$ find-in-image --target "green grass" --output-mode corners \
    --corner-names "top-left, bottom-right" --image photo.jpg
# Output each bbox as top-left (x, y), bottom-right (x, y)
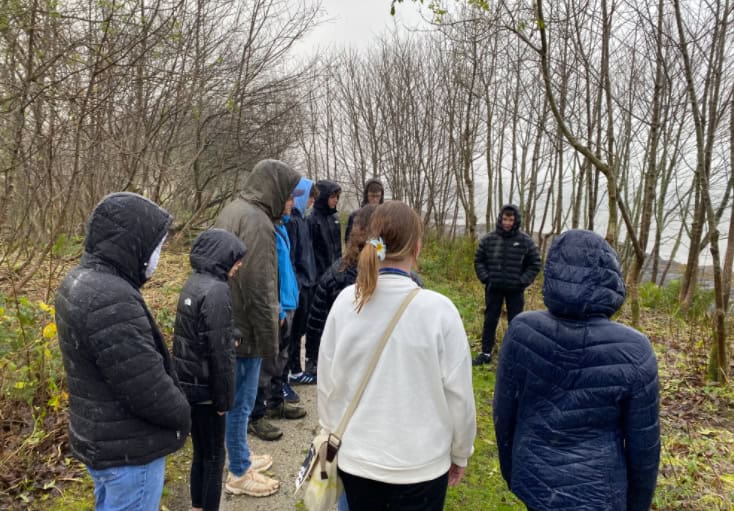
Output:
top-left (31, 234), bottom-right (734, 510)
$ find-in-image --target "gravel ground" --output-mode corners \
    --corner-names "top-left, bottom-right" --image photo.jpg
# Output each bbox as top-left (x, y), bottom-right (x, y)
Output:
top-left (164, 382), bottom-right (321, 511)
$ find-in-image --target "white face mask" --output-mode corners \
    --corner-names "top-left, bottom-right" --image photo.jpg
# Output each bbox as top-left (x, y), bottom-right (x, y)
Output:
top-left (145, 235), bottom-right (166, 279)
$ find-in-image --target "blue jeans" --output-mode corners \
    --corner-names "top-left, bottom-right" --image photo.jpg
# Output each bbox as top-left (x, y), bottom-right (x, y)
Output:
top-left (338, 491), bottom-right (350, 511)
top-left (87, 457), bottom-right (166, 511)
top-left (225, 357), bottom-right (262, 476)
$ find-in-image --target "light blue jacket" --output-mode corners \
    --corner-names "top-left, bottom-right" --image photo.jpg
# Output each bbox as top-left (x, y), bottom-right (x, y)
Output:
top-left (276, 221), bottom-right (299, 319)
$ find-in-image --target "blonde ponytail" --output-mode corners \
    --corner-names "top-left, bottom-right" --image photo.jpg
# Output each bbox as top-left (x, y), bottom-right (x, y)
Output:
top-left (353, 201), bottom-right (423, 313)
top-left (354, 242), bottom-right (379, 312)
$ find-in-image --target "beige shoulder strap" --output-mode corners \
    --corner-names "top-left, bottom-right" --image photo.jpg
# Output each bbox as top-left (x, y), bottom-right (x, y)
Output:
top-left (333, 287), bottom-right (420, 439)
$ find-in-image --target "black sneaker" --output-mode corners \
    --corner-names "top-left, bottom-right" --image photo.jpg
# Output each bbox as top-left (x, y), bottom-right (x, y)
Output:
top-left (472, 352), bottom-right (492, 366)
top-left (265, 402), bottom-right (307, 420)
top-left (248, 417), bottom-right (283, 441)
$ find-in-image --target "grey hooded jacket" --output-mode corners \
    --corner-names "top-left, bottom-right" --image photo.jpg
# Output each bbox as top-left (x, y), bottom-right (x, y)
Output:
top-left (214, 159), bottom-right (300, 358)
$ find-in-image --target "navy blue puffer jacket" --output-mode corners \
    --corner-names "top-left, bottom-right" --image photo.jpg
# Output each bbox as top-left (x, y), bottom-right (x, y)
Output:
top-left (493, 230), bottom-right (660, 511)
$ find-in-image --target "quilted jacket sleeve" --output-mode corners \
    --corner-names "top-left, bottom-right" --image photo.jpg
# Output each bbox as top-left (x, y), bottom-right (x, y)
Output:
top-left (493, 324), bottom-right (519, 486)
top-left (200, 282), bottom-right (236, 412)
top-left (474, 236), bottom-right (491, 285)
top-left (622, 345), bottom-right (660, 511)
top-left (305, 269), bottom-right (338, 350)
top-left (519, 236), bottom-right (541, 288)
top-left (89, 296), bottom-right (190, 432)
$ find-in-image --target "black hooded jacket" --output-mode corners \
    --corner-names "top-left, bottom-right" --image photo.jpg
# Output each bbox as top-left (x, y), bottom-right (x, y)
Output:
top-left (172, 229), bottom-right (246, 411)
top-left (345, 177), bottom-right (384, 243)
top-left (305, 259), bottom-right (358, 351)
top-left (55, 192), bottom-right (191, 470)
top-left (309, 180), bottom-right (343, 278)
top-left (474, 204), bottom-right (541, 290)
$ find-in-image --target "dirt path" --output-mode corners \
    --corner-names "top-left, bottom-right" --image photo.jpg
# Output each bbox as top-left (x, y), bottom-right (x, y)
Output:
top-left (164, 383), bottom-right (320, 511)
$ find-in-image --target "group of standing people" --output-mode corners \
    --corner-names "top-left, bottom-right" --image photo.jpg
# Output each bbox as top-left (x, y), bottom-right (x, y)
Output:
top-left (55, 161), bottom-right (660, 511)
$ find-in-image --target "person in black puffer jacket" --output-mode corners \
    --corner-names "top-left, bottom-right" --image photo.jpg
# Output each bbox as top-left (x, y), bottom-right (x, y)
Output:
top-left (172, 228), bottom-right (246, 511)
top-left (473, 204), bottom-right (541, 365)
top-left (344, 177), bottom-right (384, 243)
top-left (493, 229), bottom-right (660, 511)
top-left (305, 205), bottom-right (376, 378)
top-left (55, 192), bottom-right (191, 510)
top-left (309, 179), bottom-right (343, 284)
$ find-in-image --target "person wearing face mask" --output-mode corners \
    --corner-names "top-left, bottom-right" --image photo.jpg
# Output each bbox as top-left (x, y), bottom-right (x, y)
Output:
top-left (55, 192), bottom-right (191, 511)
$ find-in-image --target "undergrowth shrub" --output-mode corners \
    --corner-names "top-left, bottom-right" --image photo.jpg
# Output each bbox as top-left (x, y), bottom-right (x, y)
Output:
top-left (0, 292), bottom-right (70, 507)
top-left (639, 279), bottom-right (715, 323)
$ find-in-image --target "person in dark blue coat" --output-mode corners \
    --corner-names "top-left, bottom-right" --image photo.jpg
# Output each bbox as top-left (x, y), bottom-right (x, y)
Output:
top-left (493, 229), bottom-right (660, 511)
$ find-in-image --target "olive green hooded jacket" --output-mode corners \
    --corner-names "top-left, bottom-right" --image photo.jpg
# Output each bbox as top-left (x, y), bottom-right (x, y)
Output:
top-left (214, 159), bottom-right (300, 357)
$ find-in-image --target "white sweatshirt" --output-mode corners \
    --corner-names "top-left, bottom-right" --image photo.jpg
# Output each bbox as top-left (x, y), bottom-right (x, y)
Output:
top-left (317, 274), bottom-right (476, 485)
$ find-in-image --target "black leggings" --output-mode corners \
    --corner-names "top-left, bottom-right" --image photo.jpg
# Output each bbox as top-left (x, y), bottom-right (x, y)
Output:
top-left (190, 404), bottom-right (226, 511)
top-left (339, 468), bottom-right (449, 511)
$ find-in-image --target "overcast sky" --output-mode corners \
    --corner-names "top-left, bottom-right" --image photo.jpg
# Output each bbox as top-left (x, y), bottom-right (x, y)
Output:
top-left (294, 0), bottom-right (428, 56)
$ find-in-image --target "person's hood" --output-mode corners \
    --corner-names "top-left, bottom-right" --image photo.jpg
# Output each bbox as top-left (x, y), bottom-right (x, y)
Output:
top-left (496, 204), bottom-right (521, 237)
top-left (82, 192), bottom-right (172, 288)
top-left (543, 229), bottom-right (625, 320)
top-left (190, 229), bottom-right (247, 281)
top-left (293, 177), bottom-right (313, 214)
top-left (240, 159), bottom-right (300, 220)
top-left (314, 179), bottom-right (341, 214)
top-left (361, 177), bottom-right (385, 206)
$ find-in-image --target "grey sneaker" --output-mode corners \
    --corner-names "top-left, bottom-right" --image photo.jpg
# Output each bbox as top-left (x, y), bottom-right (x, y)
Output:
top-left (248, 417), bottom-right (283, 441)
top-left (265, 402), bottom-right (307, 420)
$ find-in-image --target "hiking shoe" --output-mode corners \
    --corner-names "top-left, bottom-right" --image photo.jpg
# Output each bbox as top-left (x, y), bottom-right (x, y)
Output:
top-left (289, 371), bottom-right (316, 385)
top-left (225, 468), bottom-right (279, 497)
top-left (282, 382), bottom-right (300, 403)
top-left (472, 352), bottom-right (492, 366)
top-left (250, 453), bottom-right (273, 472)
top-left (305, 359), bottom-right (317, 375)
top-left (248, 417), bottom-right (283, 441)
top-left (266, 402), bottom-right (307, 420)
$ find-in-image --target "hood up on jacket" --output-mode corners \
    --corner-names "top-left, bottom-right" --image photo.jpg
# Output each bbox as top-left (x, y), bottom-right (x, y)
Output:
top-left (543, 229), bottom-right (625, 320)
top-left (314, 179), bottom-right (341, 214)
top-left (240, 159), bottom-right (301, 220)
top-left (82, 192), bottom-right (172, 288)
top-left (190, 229), bottom-right (247, 281)
top-left (495, 203), bottom-right (522, 237)
top-left (293, 177), bottom-right (314, 214)
top-left (361, 177), bottom-right (385, 206)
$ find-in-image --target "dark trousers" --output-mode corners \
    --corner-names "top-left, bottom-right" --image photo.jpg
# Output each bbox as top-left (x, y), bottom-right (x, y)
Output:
top-left (251, 313), bottom-right (292, 420)
top-left (190, 404), bottom-right (226, 511)
top-left (287, 286), bottom-right (312, 374)
top-left (339, 468), bottom-right (448, 511)
top-left (481, 287), bottom-right (525, 354)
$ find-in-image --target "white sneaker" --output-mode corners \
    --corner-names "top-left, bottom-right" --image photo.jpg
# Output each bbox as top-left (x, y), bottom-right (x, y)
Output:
top-left (250, 453), bottom-right (273, 472)
top-left (225, 468), bottom-right (279, 497)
